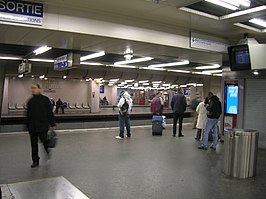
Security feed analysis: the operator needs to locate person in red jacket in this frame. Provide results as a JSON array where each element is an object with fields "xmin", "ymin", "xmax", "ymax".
[{"xmin": 151, "ymin": 91, "xmax": 164, "ymax": 115}]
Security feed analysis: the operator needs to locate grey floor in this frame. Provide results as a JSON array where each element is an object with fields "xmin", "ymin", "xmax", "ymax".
[{"xmin": 0, "ymin": 125, "xmax": 266, "ymax": 199}]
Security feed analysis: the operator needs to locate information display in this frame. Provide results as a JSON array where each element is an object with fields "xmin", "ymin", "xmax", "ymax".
[
  {"xmin": 225, "ymin": 85, "xmax": 238, "ymax": 115},
  {"xmin": 235, "ymin": 50, "xmax": 250, "ymax": 65}
]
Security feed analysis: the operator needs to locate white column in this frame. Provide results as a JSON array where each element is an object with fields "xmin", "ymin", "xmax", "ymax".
[{"xmin": 88, "ymin": 80, "xmax": 100, "ymax": 113}]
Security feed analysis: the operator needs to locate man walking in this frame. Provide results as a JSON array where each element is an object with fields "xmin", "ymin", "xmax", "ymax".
[
  {"xmin": 171, "ymin": 88, "xmax": 187, "ymax": 137},
  {"xmin": 27, "ymin": 84, "xmax": 56, "ymax": 168},
  {"xmin": 116, "ymin": 91, "xmax": 133, "ymax": 140},
  {"xmin": 198, "ymin": 92, "xmax": 222, "ymax": 150}
]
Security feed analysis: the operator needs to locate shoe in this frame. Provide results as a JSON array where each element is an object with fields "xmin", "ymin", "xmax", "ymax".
[
  {"xmin": 173, "ymin": 134, "xmax": 176, "ymax": 137},
  {"xmin": 198, "ymin": 146, "xmax": 208, "ymax": 150},
  {"xmin": 210, "ymin": 146, "xmax": 216, "ymax": 150},
  {"xmin": 127, "ymin": 134, "xmax": 131, "ymax": 138},
  {"xmin": 31, "ymin": 162, "xmax": 39, "ymax": 168},
  {"xmin": 115, "ymin": 136, "xmax": 124, "ymax": 140},
  {"xmin": 195, "ymin": 137, "xmax": 200, "ymax": 140},
  {"xmin": 178, "ymin": 134, "xmax": 184, "ymax": 137}
]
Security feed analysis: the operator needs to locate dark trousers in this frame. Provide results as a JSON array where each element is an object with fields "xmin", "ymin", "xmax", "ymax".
[
  {"xmin": 30, "ymin": 131, "xmax": 49, "ymax": 162},
  {"xmin": 119, "ymin": 113, "xmax": 131, "ymax": 138},
  {"xmin": 173, "ymin": 113, "xmax": 184, "ymax": 136},
  {"xmin": 55, "ymin": 106, "xmax": 64, "ymax": 114},
  {"xmin": 196, "ymin": 129, "xmax": 203, "ymax": 140}
]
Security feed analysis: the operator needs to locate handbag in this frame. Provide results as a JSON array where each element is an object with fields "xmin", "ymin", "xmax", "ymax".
[{"xmin": 47, "ymin": 129, "xmax": 58, "ymax": 148}]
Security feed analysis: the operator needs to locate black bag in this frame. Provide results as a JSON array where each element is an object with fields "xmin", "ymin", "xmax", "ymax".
[
  {"xmin": 120, "ymin": 97, "xmax": 129, "ymax": 115},
  {"xmin": 47, "ymin": 130, "xmax": 57, "ymax": 148}
]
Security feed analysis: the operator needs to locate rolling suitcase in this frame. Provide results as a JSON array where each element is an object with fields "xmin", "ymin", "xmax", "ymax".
[
  {"xmin": 152, "ymin": 121, "xmax": 163, "ymax": 136},
  {"xmin": 152, "ymin": 115, "xmax": 163, "ymax": 136}
]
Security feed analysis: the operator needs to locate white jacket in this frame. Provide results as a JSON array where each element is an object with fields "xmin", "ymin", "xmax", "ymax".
[
  {"xmin": 196, "ymin": 102, "xmax": 207, "ymax": 129},
  {"xmin": 117, "ymin": 92, "xmax": 133, "ymax": 113}
]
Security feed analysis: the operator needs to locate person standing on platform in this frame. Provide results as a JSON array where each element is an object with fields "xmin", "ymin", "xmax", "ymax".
[
  {"xmin": 26, "ymin": 84, "xmax": 56, "ymax": 168},
  {"xmin": 171, "ymin": 88, "xmax": 187, "ymax": 137},
  {"xmin": 190, "ymin": 96, "xmax": 201, "ymax": 129},
  {"xmin": 195, "ymin": 97, "xmax": 208, "ymax": 140},
  {"xmin": 116, "ymin": 91, "xmax": 133, "ymax": 140},
  {"xmin": 198, "ymin": 92, "xmax": 222, "ymax": 150},
  {"xmin": 55, "ymin": 98, "xmax": 64, "ymax": 114},
  {"xmin": 151, "ymin": 91, "xmax": 164, "ymax": 115}
]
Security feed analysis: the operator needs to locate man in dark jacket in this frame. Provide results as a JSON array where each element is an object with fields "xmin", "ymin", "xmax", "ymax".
[
  {"xmin": 171, "ymin": 88, "xmax": 187, "ymax": 137},
  {"xmin": 27, "ymin": 84, "xmax": 56, "ymax": 168},
  {"xmin": 199, "ymin": 92, "xmax": 222, "ymax": 150}
]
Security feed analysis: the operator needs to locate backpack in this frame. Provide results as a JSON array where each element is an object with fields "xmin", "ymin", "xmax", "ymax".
[
  {"xmin": 216, "ymin": 100, "xmax": 222, "ymax": 118},
  {"xmin": 120, "ymin": 97, "xmax": 129, "ymax": 115}
]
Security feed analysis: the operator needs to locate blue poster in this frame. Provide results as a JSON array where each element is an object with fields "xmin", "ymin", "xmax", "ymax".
[
  {"xmin": 226, "ymin": 86, "xmax": 238, "ymax": 115},
  {"xmin": 100, "ymin": 85, "xmax": 105, "ymax": 94}
]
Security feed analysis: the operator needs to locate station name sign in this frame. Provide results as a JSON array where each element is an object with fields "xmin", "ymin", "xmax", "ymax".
[{"xmin": 0, "ymin": 0, "xmax": 43, "ymax": 25}]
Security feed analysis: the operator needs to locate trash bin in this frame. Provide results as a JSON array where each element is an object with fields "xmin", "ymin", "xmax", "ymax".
[{"xmin": 223, "ymin": 129, "xmax": 259, "ymax": 179}]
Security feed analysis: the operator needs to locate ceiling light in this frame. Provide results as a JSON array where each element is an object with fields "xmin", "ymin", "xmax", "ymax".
[
  {"xmin": 222, "ymin": 0, "xmax": 240, "ymax": 7},
  {"xmin": 196, "ymin": 64, "xmax": 220, "ymax": 70},
  {"xmin": 63, "ymin": 76, "xmax": 67, "ymax": 79},
  {"xmin": 180, "ymin": 85, "xmax": 187, "ymax": 88},
  {"xmin": 232, "ymin": 0, "xmax": 250, "ymax": 7},
  {"xmin": 114, "ymin": 57, "xmax": 154, "ymax": 65},
  {"xmin": 203, "ymin": 70, "xmax": 223, "ymax": 74},
  {"xmin": 39, "ymin": 75, "xmax": 45, "ymax": 79},
  {"xmin": 152, "ymin": 81, "xmax": 162, "ymax": 84},
  {"xmin": 80, "ymin": 62, "xmax": 105, "ymax": 66},
  {"xmin": 196, "ymin": 84, "xmax": 204, "ymax": 87},
  {"xmin": 110, "ymin": 79, "xmax": 119, "ymax": 82},
  {"xmin": 249, "ymin": 18, "xmax": 266, "ymax": 28},
  {"xmin": 94, "ymin": 78, "xmax": 103, "ymax": 81},
  {"xmin": 213, "ymin": 73, "xmax": 223, "ymax": 77},
  {"xmin": 167, "ymin": 69, "xmax": 191, "ymax": 74},
  {"xmin": 0, "ymin": 56, "xmax": 22, "ymax": 60},
  {"xmin": 187, "ymin": 83, "xmax": 197, "ymax": 86},
  {"xmin": 192, "ymin": 72, "xmax": 212, "ymax": 76},
  {"xmin": 221, "ymin": 6, "xmax": 266, "ymax": 19},
  {"xmin": 44, "ymin": 77, "xmax": 48, "ymax": 80},
  {"xmin": 110, "ymin": 65, "xmax": 137, "ymax": 69},
  {"xmin": 29, "ymin": 58, "xmax": 54, "ymax": 63},
  {"xmin": 33, "ymin": 46, "xmax": 52, "ymax": 55},
  {"xmin": 234, "ymin": 23, "xmax": 262, "ymax": 32},
  {"xmin": 205, "ymin": 0, "xmax": 239, "ymax": 10},
  {"xmin": 143, "ymin": 83, "xmax": 150, "ymax": 86},
  {"xmin": 80, "ymin": 51, "xmax": 105, "ymax": 61},
  {"xmin": 18, "ymin": 74, "xmax": 24, "ymax": 78},
  {"xmin": 125, "ymin": 80, "xmax": 135, "ymax": 83},
  {"xmin": 253, "ymin": 71, "xmax": 259, "ymax": 75},
  {"xmin": 171, "ymin": 84, "xmax": 179, "ymax": 88},
  {"xmin": 139, "ymin": 80, "xmax": 149, "ymax": 83},
  {"xmin": 149, "ymin": 60, "xmax": 189, "ymax": 68},
  {"xmin": 179, "ymin": 7, "xmax": 219, "ymax": 20},
  {"xmin": 140, "ymin": 67, "xmax": 166, "ymax": 71}
]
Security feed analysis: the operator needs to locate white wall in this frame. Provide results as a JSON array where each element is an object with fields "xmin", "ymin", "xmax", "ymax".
[{"xmin": 4, "ymin": 77, "xmax": 90, "ymax": 108}]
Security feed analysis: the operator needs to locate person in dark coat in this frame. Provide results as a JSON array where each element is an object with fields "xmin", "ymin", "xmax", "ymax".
[
  {"xmin": 171, "ymin": 88, "xmax": 187, "ymax": 137},
  {"xmin": 55, "ymin": 98, "xmax": 64, "ymax": 114},
  {"xmin": 27, "ymin": 83, "xmax": 56, "ymax": 168}
]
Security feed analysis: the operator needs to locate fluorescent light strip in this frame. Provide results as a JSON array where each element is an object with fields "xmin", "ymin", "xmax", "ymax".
[
  {"xmin": 125, "ymin": 80, "xmax": 135, "ymax": 83},
  {"xmin": 139, "ymin": 80, "xmax": 149, "ymax": 83},
  {"xmin": 0, "ymin": 56, "xmax": 22, "ymax": 60},
  {"xmin": 168, "ymin": 69, "xmax": 191, "ymax": 74},
  {"xmin": 80, "ymin": 51, "xmax": 105, "ymax": 61},
  {"xmin": 33, "ymin": 46, "xmax": 52, "ymax": 55},
  {"xmin": 140, "ymin": 67, "xmax": 166, "ymax": 71},
  {"xmin": 152, "ymin": 81, "xmax": 162, "ymax": 84},
  {"xmin": 203, "ymin": 70, "xmax": 223, "ymax": 74},
  {"xmin": 149, "ymin": 60, "xmax": 189, "ymax": 68},
  {"xmin": 110, "ymin": 79, "xmax": 119, "ymax": 82},
  {"xmin": 249, "ymin": 18, "xmax": 266, "ymax": 28},
  {"xmin": 29, "ymin": 58, "xmax": 54, "ymax": 63},
  {"xmin": 114, "ymin": 57, "xmax": 153, "ymax": 65},
  {"xmin": 232, "ymin": 0, "xmax": 250, "ymax": 7},
  {"xmin": 205, "ymin": 0, "xmax": 239, "ymax": 10},
  {"xmin": 221, "ymin": 6, "xmax": 266, "ymax": 19},
  {"xmin": 192, "ymin": 72, "xmax": 212, "ymax": 76},
  {"xmin": 213, "ymin": 73, "xmax": 223, "ymax": 77},
  {"xmin": 179, "ymin": 7, "xmax": 219, "ymax": 20},
  {"xmin": 110, "ymin": 64, "xmax": 137, "ymax": 69},
  {"xmin": 222, "ymin": 0, "xmax": 240, "ymax": 7},
  {"xmin": 234, "ymin": 23, "xmax": 262, "ymax": 32},
  {"xmin": 81, "ymin": 62, "xmax": 105, "ymax": 66},
  {"xmin": 196, "ymin": 64, "xmax": 220, "ymax": 70},
  {"xmin": 196, "ymin": 84, "xmax": 204, "ymax": 87}
]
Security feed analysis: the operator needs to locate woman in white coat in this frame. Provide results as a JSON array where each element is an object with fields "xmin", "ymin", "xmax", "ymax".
[{"xmin": 195, "ymin": 98, "xmax": 208, "ymax": 140}]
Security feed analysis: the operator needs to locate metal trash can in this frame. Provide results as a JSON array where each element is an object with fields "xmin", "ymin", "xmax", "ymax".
[{"xmin": 223, "ymin": 129, "xmax": 259, "ymax": 179}]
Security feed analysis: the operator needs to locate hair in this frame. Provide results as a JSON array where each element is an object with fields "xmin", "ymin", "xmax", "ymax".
[
  {"xmin": 204, "ymin": 97, "xmax": 209, "ymax": 104},
  {"xmin": 177, "ymin": 87, "xmax": 182, "ymax": 93},
  {"xmin": 208, "ymin": 92, "xmax": 214, "ymax": 97},
  {"xmin": 32, "ymin": 83, "xmax": 41, "ymax": 89}
]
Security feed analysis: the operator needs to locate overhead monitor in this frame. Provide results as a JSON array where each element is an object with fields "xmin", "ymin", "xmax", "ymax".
[
  {"xmin": 18, "ymin": 62, "xmax": 31, "ymax": 74},
  {"xmin": 228, "ymin": 44, "xmax": 251, "ymax": 71}
]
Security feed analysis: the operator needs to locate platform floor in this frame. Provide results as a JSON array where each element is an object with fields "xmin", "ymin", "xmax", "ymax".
[{"xmin": 0, "ymin": 125, "xmax": 266, "ymax": 199}]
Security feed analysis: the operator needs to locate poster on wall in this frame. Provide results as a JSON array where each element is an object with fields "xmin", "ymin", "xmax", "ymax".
[
  {"xmin": 184, "ymin": 88, "xmax": 191, "ymax": 96},
  {"xmin": 100, "ymin": 85, "xmax": 104, "ymax": 94},
  {"xmin": 224, "ymin": 115, "xmax": 233, "ymax": 129}
]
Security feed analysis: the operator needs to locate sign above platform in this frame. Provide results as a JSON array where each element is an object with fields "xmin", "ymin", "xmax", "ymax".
[{"xmin": 0, "ymin": 0, "xmax": 43, "ymax": 26}]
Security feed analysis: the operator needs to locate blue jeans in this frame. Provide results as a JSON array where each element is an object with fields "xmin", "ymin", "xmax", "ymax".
[
  {"xmin": 119, "ymin": 113, "xmax": 131, "ymax": 138},
  {"xmin": 202, "ymin": 118, "xmax": 219, "ymax": 148}
]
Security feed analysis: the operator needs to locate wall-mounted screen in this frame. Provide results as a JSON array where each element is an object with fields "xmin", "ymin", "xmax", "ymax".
[
  {"xmin": 225, "ymin": 85, "xmax": 239, "ymax": 115},
  {"xmin": 228, "ymin": 44, "xmax": 251, "ymax": 71}
]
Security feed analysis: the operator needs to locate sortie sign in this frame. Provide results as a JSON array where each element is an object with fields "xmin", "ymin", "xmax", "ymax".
[{"xmin": 0, "ymin": 0, "xmax": 43, "ymax": 25}]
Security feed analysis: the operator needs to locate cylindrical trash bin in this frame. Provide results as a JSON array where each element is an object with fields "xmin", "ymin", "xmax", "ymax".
[{"xmin": 223, "ymin": 129, "xmax": 259, "ymax": 179}]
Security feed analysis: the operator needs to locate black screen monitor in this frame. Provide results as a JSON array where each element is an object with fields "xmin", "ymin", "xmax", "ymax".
[{"xmin": 228, "ymin": 44, "xmax": 251, "ymax": 71}]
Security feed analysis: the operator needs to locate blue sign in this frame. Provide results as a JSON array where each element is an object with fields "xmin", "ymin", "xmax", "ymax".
[
  {"xmin": 226, "ymin": 85, "xmax": 238, "ymax": 115},
  {"xmin": 100, "ymin": 85, "xmax": 105, "ymax": 94},
  {"xmin": 54, "ymin": 54, "xmax": 72, "ymax": 71},
  {"xmin": 0, "ymin": 0, "xmax": 43, "ymax": 25}
]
